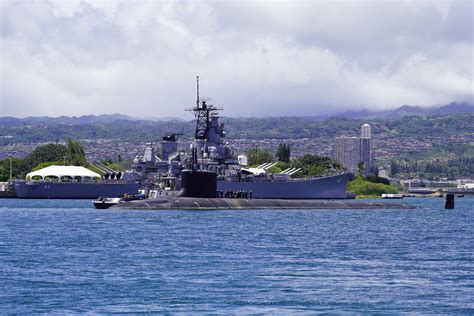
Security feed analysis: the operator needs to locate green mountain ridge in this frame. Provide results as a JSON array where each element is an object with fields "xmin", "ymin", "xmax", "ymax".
[{"xmin": 1, "ymin": 114, "xmax": 472, "ymax": 144}]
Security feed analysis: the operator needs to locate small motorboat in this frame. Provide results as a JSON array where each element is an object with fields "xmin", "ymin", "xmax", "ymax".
[
  {"xmin": 93, "ymin": 192, "xmax": 147, "ymax": 209},
  {"xmin": 93, "ymin": 197, "xmax": 122, "ymax": 209}
]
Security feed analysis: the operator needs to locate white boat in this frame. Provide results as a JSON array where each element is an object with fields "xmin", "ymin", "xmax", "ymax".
[{"xmin": 381, "ymin": 193, "xmax": 404, "ymax": 199}]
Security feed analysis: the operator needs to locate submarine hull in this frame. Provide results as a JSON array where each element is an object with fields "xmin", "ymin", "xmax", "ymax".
[{"xmin": 111, "ymin": 197, "xmax": 414, "ymax": 210}]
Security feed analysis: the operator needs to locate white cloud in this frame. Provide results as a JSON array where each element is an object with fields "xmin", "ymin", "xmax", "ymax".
[{"xmin": 0, "ymin": 0, "xmax": 472, "ymax": 118}]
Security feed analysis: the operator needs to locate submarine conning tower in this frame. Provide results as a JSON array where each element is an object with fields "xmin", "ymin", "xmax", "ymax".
[{"xmin": 179, "ymin": 170, "xmax": 217, "ymax": 198}]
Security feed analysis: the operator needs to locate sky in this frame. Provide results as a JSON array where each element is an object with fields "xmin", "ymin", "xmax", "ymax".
[{"xmin": 0, "ymin": 0, "xmax": 473, "ymax": 118}]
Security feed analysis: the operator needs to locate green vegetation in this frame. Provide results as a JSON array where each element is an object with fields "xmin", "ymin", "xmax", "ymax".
[
  {"xmin": 347, "ymin": 176, "xmax": 399, "ymax": 198},
  {"xmin": 387, "ymin": 143, "xmax": 474, "ymax": 179},
  {"xmin": 0, "ymin": 139, "xmax": 88, "ymax": 181},
  {"xmin": 23, "ymin": 143, "xmax": 68, "ymax": 170},
  {"xmin": 2, "ymin": 114, "xmax": 472, "ymax": 144},
  {"xmin": 223, "ymin": 114, "xmax": 474, "ymax": 140},
  {"xmin": 276, "ymin": 143, "xmax": 291, "ymax": 163},
  {"xmin": 357, "ymin": 161, "xmax": 365, "ymax": 176},
  {"xmin": 65, "ymin": 138, "xmax": 88, "ymax": 166},
  {"xmin": 290, "ymin": 154, "xmax": 343, "ymax": 178},
  {"xmin": 247, "ymin": 148, "xmax": 274, "ymax": 166}
]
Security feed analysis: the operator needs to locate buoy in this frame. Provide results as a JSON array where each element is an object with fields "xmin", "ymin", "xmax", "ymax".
[{"xmin": 445, "ymin": 193, "xmax": 454, "ymax": 209}]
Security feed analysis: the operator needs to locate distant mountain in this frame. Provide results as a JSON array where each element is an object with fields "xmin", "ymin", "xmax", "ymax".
[
  {"xmin": 1, "ymin": 101, "xmax": 472, "ymax": 126},
  {"xmin": 0, "ymin": 113, "xmax": 188, "ymax": 126},
  {"xmin": 432, "ymin": 102, "xmax": 474, "ymax": 115},
  {"xmin": 332, "ymin": 101, "xmax": 474, "ymax": 119},
  {"xmin": 136, "ymin": 116, "xmax": 186, "ymax": 122},
  {"xmin": 0, "ymin": 113, "xmax": 137, "ymax": 126},
  {"xmin": 73, "ymin": 113, "xmax": 136, "ymax": 123},
  {"xmin": 1, "ymin": 111, "xmax": 472, "ymax": 145}
]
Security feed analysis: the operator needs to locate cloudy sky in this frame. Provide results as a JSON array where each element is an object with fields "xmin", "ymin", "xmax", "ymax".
[{"xmin": 1, "ymin": 0, "xmax": 472, "ymax": 118}]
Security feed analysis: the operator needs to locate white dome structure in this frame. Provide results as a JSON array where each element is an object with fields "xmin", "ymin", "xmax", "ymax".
[{"xmin": 26, "ymin": 165, "xmax": 101, "ymax": 182}]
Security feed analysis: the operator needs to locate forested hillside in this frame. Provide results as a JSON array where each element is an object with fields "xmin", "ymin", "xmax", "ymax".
[{"xmin": 1, "ymin": 114, "xmax": 472, "ymax": 144}]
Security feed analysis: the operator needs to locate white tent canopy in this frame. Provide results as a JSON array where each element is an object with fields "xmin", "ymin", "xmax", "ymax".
[{"xmin": 26, "ymin": 165, "xmax": 101, "ymax": 181}]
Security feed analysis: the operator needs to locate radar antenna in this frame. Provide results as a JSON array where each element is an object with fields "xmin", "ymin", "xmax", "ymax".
[{"xmin": 196, "ymin": 75, "xmax": 199, "ymax": 109}]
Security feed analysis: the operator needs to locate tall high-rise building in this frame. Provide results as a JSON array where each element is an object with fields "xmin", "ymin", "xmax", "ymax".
[
  {"xmin": 360, "ymin": 123, "xmax": 371, "ymax": 175},
  {"xmin": 359, "ymin": 138, "xmax": 371, "ymax": 175},
  {"xmin": 334, "ymin": 124, "xmax": 372, "ymax": 175},
  {"xmin": 334, "ymin": 136, "xmax": 360, "ymax": 173},
  {"xmin": 361, "ymin": 123, "xmax": 371, "ymax": 138}
]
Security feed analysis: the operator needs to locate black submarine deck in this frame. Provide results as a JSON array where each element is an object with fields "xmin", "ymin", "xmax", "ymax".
[{"xmin": 110, "ymin": 197, "xmax": 414, "ymax": 210}]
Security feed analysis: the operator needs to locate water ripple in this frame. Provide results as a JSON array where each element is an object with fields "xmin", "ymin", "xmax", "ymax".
[{"xmin": 0, "ymin": 198, "xmax": 473, "ymax": 313}]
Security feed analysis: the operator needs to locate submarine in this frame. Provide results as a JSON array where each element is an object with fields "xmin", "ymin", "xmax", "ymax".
[{"xmin": 110, "ymin": 169, "xmax": 414, "ymax": 210}]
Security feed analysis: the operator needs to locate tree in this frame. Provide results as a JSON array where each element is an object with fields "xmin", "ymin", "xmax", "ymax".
[
  {"xmin": 248, "ymin": 148, "xmax": 274, "ymax": 166},
  {"xmin": 23, "ymin": 143, "xmax": 68, "ymax": 170},
  {"xmin": 66, "ymin": 138, "xmax": 88, "ymax": 166},
  {"xmin": 0, "ymin": 157, "xmax": 26, "ymax": 181},
  {"xmin": 357, "ymin": 161, "xmax": 365, "ymax": 176},
  {"xmin": 276, "ymin": 143, "xmax": 291, "ymax": 163},
  {"xmin": 290, "ymin": 154, "xmax": 343, "ymax": 178},
  {"xmin": 0, "ymin": 139, "xmax": 89, "ymax": 180}
]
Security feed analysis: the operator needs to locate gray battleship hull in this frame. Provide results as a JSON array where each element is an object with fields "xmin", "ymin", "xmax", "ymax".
[
  {"xmin": 217, "ymin": 173, "xmax": 351, "ymax": 199},
  {"xmin": 14, "ymin": 181, "xmax": 141, "ymax": 199}
]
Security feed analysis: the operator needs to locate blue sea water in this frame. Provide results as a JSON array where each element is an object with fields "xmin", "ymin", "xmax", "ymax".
[{"xmin": 0, "ymin": 198, "xmax": 473, "ymax": 314}]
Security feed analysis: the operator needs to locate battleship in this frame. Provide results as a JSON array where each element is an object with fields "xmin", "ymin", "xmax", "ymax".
[
  {"xmin": 15, "ymin": 76, "xmax": 351, "ymax": 199},
  {"xmin": 13, "ymin": 142, "xmax": 173, "ymax": 199},
  {"xmin": 176, "ymin": 76, "xmax": 351, "ymax": 199}
]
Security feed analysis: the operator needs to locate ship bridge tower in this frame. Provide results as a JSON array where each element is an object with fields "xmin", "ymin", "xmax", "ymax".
[
  {"xmin": 185, "ymin": 76, "xmax": 226, "ymax": 163},
  {"xmin": 186, "ymin": 76, "xmax": 223, "ymax": 140}
]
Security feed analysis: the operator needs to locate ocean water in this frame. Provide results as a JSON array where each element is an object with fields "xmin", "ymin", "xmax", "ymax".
[{"xmin": 0, "ymin": 198, "xmax": 473, "ymax": 314}]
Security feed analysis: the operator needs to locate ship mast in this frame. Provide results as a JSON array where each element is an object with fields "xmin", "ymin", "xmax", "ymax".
[
  {"xmin": 196, "ymin": 75, "xmax": 199, "ymax": 109},
  {"xmin": 186, "ymin": 76, "xmax": 222, "ymax": 140}
]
